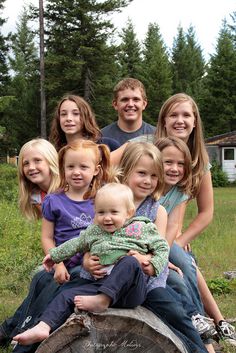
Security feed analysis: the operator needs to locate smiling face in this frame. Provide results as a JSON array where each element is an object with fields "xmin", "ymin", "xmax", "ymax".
[
  {"xmin": 59, "ymin": 100, "xmax": 82, "ymax": 140},
  {"xmin": 162, "ymin": 146, "xmax": 185, "ymax": 189},
  {"xmin": 164, "ymin": 101, "xmax": 195, "ymax": 142},
  {"xmin": 64, "ymin": 148, "xmax": 100, "ymax": 195},
  {"xmin": 22, "ymin": 147, "xmax": 51, "ymax": 191},
  {"xmin": 126, "ymin": 155, "xmax": 158, "ymax": 204},
  {"xmin": 95, "ymin": 194, "xmax": 132, "ymax": 233},
  {"xmin": 112, "ymin": 88, "xmax": 147, "ymax": 129}
]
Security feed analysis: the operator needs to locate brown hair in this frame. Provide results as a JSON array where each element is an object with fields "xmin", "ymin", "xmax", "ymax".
[
  {"xmin": 58, "ymin": 140, "xmax": 111, "ymax": 200},
  {"xmin": 155, "ymin": 93, "xmax": 209, "ymax": 196},
  {"xmin": 49, "ymin": 94, "xmax": 101, "ymax": 151},
  {"xmin": 155, "ymin": 136, "xmax": 192, "ymax": 196},
  {"xmin": 113, "ymin": 78, "xmax": 147, "ymax": 101}
]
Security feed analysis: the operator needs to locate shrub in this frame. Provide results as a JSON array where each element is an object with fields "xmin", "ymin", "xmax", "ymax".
[
  {"xmin": 0, "ymin": 163, "xmax": 18, "ymax": 202},
  {"xmin": 207, "ymin": 278, "xmax": 234, "ymax": 295},
  {"xmin": 211, "ymin": 159, "xmax": 229, "ymax": 187}
]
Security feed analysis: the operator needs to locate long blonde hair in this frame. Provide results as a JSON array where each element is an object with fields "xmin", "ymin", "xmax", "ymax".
[
  {"xmin": 155, "ymin": 137, "xmax": 192, "ymax": 196},
  {"xmin": 58, "ymin": 140, "xmax": 111, "ymax": 200},
  {"xmin": 155, "ymin": 93, "xmax": 209, "ymax": 196},
  {"xmin": 119, "ymin": 142, "xmax": 165, "ymax": 199},
  {"xmin": 18, "ymin": 138, "xmax": 60, "ymax": 220}
]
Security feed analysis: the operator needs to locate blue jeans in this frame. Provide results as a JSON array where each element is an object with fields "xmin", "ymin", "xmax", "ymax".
[
  {"xmin": 1, "ymin": 270, "xmax": 59, "ymax": 339},
  {"xmin": 144, "ymin": 286, "xmax": 208, "ymax": 353},
  {"xmin": 168, "ymin": 242, "xmax": 204, "ymax": 315},
  {"xmin": 40, "ymin": 256, "xmax": 147, "ymax": 331},
  {"xmin": 1, "ymin": 266, "xmax": 82, "ymax": 339},
  {"xmin": 10, "ymin": 267, "xmax": 89, "ymax": 353}
]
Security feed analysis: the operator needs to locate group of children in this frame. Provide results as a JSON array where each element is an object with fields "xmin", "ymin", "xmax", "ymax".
[{"xmin": 0, "ymin": 86, "xmax": 235, "ymax": 353}]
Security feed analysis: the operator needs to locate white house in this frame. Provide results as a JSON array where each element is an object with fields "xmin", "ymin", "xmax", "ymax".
[{"xmin": 206, "ymin": 131, "xmax": 236, "ymax": 182}]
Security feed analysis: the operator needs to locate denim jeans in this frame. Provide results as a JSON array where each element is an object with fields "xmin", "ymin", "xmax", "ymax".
[
  {"xmin": 168, "ymin": 242, "xmax": 204, "ymax": 315},
  {"xmin": 9, "ymin": 267, "xmax": 87, "ymax": 353},
  {"xmin": 13, "ymin": 258, "xmax": 146, "ymax": 353},
  {"xmin": 144, "ymin": 286, "xmax": 208, "ymax": 353},
  {"xmin": 1, "ymin": 270, "xmax": 59, "ymax": 339},
  {"xmin": 1, "ymin": 266, "xmax": 83, "ymax": 339},
  {"xmin": 41, "ymin": 256, "xmax": 147, "ymax": 331}
]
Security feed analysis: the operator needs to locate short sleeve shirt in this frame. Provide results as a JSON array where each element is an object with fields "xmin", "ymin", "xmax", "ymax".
[
  {"xmin": 101, "ymin": 122, "xmax": 155, "ymax": 145},
  {"xmin": 42, "ymin": 192, "xmax": 95, "ymax": 268}
]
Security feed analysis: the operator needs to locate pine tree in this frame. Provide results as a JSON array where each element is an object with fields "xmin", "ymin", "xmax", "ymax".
[
  {"xmin": 0, "ymin": 0, "xmax": 10, "ymax": 96},
  {"xmin": 0, "ymin": 0, "xmax": 13, "ymax": 154},
  {"xmin": 228, "ymin": 11, "xmax": 236, "ymax": 48},
  {"xmin": 185, "ymin": 25, "xmax": 205, "ymax": 98},
  {"xmin": 42, "ymin": 0, "xmax": 132, "ymax": 125},
  {"xmin": 201, "ymin": 20, "xmax": 236, "ymax": 135},
  {"xmin": 7, "ymin": 7, "xmax": 40, "ymax": 149},
  {"xmin": 117, "ymin": 18, "xmax": 143, "ymax": 78},
  {"xmin": 142, "ymin": 23, "xmax": 172, "ymax": 124},
  {"xmin": 171, "ymin": 25, "xmax": 205, "ymax": 99},
  {"xmin": 171, "ymin": 26, "xmax": 188, "ymax": 93}
]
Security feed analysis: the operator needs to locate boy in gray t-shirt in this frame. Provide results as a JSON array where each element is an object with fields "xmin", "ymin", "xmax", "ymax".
[{"xmin": 101, "ymin": 78, "xmax": 155, "ymax": 145}]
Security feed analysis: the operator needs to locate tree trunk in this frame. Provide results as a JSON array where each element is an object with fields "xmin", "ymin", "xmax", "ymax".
[{"xmin": 36, "ymin": 306, "xmax": 188, "ymax": 353}]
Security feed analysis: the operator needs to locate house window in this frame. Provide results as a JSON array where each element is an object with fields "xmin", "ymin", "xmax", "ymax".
[{"xmin": 224, "ymin": 148, "xmax": 234, "ymax": 160}]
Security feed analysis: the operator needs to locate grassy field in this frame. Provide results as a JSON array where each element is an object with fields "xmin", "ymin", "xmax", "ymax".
[
  {"xmin": 187, "ymin": 188, "xmax": 236, "ymax": 321},
  {"xmin": 0, "ymin": 164, "xmax": 235, "ymax": 352}
]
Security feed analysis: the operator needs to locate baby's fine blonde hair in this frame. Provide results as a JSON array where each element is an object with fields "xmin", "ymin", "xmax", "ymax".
[{"xmin": 95, "ymin": 183, "xmax": 135, "ymax": 215}]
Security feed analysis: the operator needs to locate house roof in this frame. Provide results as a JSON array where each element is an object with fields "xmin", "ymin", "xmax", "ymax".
[{"xmin": 205, "ymin": 131, "xmax": 236, "ymax": 146}]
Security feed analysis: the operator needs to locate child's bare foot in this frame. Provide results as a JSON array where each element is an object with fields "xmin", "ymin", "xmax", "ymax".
[
  {"xmin": 74, "ymin": 294, "xmax": 111, "ymax": 312},
  {"xmin": 13, "ymin": 321, "xmax": 50, "ymax": 345}
]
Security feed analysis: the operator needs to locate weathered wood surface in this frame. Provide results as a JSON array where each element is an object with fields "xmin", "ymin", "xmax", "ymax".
[{"xmin": 36, "ymin": 306, "xmax": 188, "ymax": 353}]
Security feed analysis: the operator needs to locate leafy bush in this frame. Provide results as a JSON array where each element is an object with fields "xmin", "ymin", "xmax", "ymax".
[
  {"xmin": 211, "ymin": 159, "xmax": 229, "ymax": 187},
  {"xmin": 0, "ymin": 163, "xmax": 18, "ymax": 201},
  {"xmin": 207, "ymin": 278, "xmax": 233, "ymax": 295}
]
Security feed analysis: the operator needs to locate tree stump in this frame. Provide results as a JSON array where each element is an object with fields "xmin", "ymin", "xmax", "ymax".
[{"xmin": 35, "ymin": 306, "xmax": 188, "ymax": 353}]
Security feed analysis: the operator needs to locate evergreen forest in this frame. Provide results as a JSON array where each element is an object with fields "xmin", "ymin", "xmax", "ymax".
[{"xmin": 0, "ymin": 0, "xmax": 235, "ymax": 155}]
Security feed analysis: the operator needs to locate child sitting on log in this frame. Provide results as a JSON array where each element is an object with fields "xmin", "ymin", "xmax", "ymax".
[{"xmin": 13, "ymin": 183, "xmax": 169, "ymax": 346}]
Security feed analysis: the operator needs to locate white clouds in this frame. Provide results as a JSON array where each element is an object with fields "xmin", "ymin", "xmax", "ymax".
[
  {"xmin": 3, "ymin": 0, "xmax": 36, "ymax": 33},
  {"xmin": 111, "ymin": 0, "xmax": 235, "ymax": 58},
  {"xmin": 2, "ymin": 0, "xmax": 235, "ymax": 58}
]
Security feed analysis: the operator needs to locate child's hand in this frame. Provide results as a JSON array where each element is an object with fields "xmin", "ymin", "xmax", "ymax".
[
  {"xmin": 168, "ymin": 261, "xmax": 183, "ymax": 277},
  {"xmin": 83, "ymin": 252, "xmax": 107, "ymax": 279},
  {"xmin": 54, "ymin": 262, "xmax": 70, "ymax": 284},
  {"xmin": 43, "ymin": 253, "xmax": 55, "ymax": 272},
  {"xmin": 128, "ymin": 250, "xmax": 152, "ymax": 263},
  {"xmin": 128, "ymin": 250, "xmax": 154, "ymax": 275},
  {"xmin": 142, "ymin": 261, "xmax": 155, "ymax": 276}
]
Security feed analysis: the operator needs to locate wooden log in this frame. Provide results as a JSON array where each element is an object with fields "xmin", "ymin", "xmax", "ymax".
[{"xmin": 35, "ymin": 306, "xmax": 188, "ymax": 353}]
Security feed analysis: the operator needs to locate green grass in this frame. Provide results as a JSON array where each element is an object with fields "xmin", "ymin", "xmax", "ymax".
[
  {"xmin": 0, "ymin": 200, "xmax": 42, "ymax": 318},
  {"xmin": 0, "ymin": 181, "xmax": 235, "ymax": 352},
  {"xmin": 187, "ymin": 188, "xmax": 236, "ymax": 290},
  {"xmin": 185, "ymin": 188, "xmax": 236, "ymax": 352}
]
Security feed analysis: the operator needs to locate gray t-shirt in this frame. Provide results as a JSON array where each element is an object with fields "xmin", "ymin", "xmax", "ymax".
[{"xmin": 101, "ymin": 121, "xmax": 155, "ymax": 145}]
